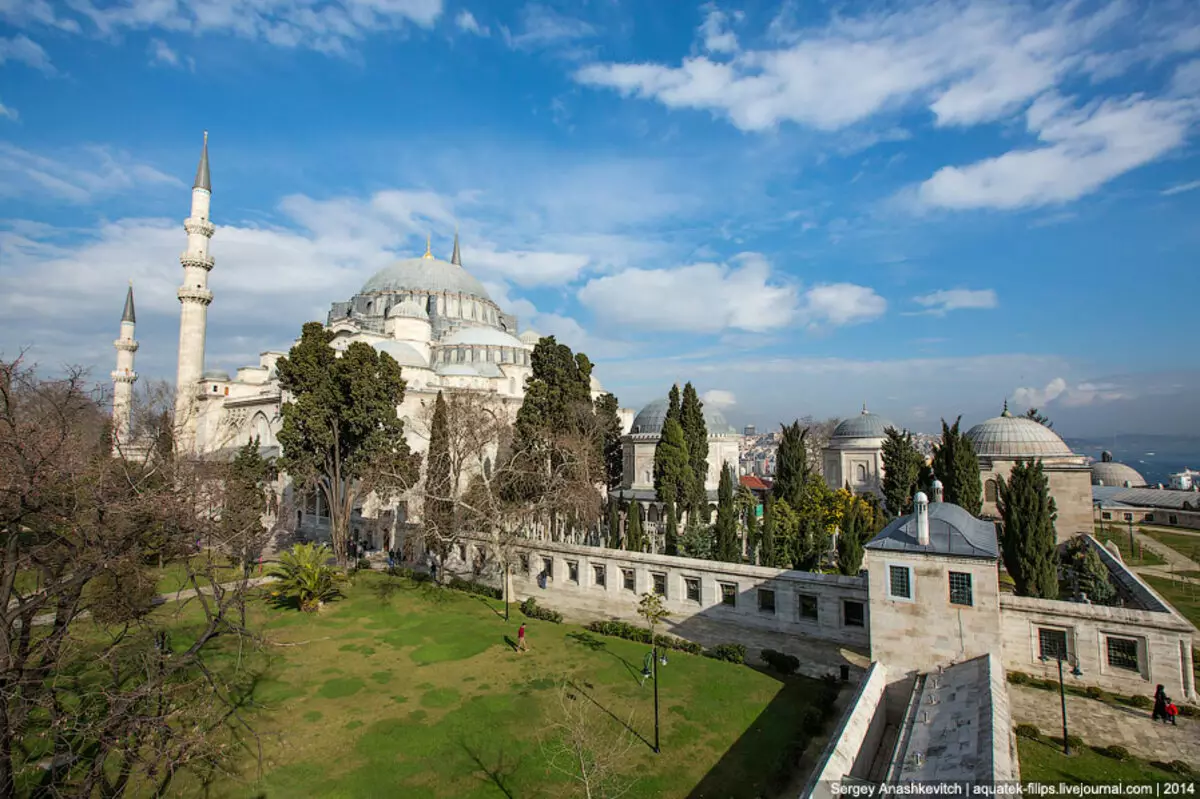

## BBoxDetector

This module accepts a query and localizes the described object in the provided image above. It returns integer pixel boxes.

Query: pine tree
[836,498,865,575]
[663,496,679,556]
[679,382,709,512]
[1024,408,1053,429]
[680,509,711,559]
[997,459,1059,598]
[654,418,691,504]
[424,391,455,568]
[626,500,645,552]
[760,494,776,567]
[772,420,810,509]
[714,464,738,563]
[667,383,681,426]
[594,393,624,491]
[1062,536,1116,604]
[880,426,922,517]
[606,499,621,549]
[930,417,982,516]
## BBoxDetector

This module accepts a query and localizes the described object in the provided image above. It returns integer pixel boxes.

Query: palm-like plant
[268,543,345,612]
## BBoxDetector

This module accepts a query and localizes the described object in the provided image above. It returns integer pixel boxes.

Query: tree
[638,592,670,647]
[929,416,982,516]
[735,484,758,563]
[760,494,777,567]
[626,500,645,552]
[837,497,866,575]
[997,459,1059,598]
[268,542,346,612]
[662,496,679,556]
[541,680,638,799]
[606,500,621,549]
[679,383,708,512]
[880,426,923,518]
[276,322,420,565]
[1024,407,1053,429]
[666,384,681,427]
[594,393,625,491]
[679,510,712,560]
[0,357,263,797]
[423,391,455,574]
[1061,536,1116,605]
[714,464,739,563]
[653,417,690,555]
[772,420,810,510]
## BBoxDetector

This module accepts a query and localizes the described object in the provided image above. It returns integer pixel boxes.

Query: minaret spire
[450,229,462,266]
[175,131,216,451]
[112,282,140,455]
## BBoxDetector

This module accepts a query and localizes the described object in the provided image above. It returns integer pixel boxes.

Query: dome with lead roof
[832,407,895,440]
[361,256,491,301]
[1091,452,1146,487]
[630,398,737,436]
[965,405,1073,458]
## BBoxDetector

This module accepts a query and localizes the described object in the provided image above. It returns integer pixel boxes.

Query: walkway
[1129,533,1200,587]
[22,576,276,628]
[1009,684,1199,766]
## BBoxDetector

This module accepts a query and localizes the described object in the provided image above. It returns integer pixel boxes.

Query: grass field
[158,570,828,798]
[1144,574,1200,628]
[1093,527,1165,566]
[1017,737,1185,784]
[1142,529,1200,563]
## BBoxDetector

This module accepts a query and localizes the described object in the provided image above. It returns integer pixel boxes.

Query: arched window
[253,413,271,446]
[642,469,651,485]
[856,464,867,482]
[647,506,659,523]
[985,479,998,502]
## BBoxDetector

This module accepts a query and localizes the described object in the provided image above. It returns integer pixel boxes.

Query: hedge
[761,649,800,676]
[519,597,563,623]
[447,576,503,600]
[583,620,703,654]
[1015,724,1041,740]
[705,643,747,664]
[1005,671,1200,716]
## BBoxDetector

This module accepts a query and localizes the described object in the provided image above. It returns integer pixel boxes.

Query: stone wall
[805,662,890,798]
[469,538,871,649]
[980,458,1093,540]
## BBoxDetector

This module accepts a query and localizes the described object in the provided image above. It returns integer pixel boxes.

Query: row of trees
[650,383,709,556]
[879,418,983,518]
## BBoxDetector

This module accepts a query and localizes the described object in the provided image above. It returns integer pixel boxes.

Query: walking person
[517,622,528,653]
[1166,698,1179,726]
[1153,684,1169,723]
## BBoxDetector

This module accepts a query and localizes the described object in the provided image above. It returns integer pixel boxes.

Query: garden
[152,566,836,798]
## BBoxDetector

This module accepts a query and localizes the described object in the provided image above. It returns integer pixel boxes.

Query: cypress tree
[423,391,455,567]
[594,393,624,491]
[773,420,809,510]
[679,382,708,511]
[837,498,865,575]
[714,464,738,563]
[667,383,681,425]
[626,500,645,553]
[760,494,777,567]
[997,459,1059,598]
[655,418,691,505]
[880,426,922,517]
[663,496,679,556]
[744,503,759,563]
[606,499,621,549]
[930,417,982,516]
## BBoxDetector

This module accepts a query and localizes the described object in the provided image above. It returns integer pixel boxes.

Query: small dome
[519,330,542,344]
[371,340,428,368]
[360,256,491,301]
[441,326,525,348]
[914,491,929,504]
[965,407,1073,457]
[629,398,737,436]
[1092,460,1146,488]
[387,299,428,320]
[832,407,895,439]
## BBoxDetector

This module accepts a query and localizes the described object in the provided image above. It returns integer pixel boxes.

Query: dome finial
[862,402,868,415]
[450,227,461,266]
[423,233,433,259]
[1001,399,1011,417]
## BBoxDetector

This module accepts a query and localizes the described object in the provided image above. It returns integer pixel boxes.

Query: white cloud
[701,389,736,409]
[503,4,593,51]
[911,288,998,315]
[0,34,54,72]
[916,93,1198,210]
[1171,59,1200,97]
[455,9,486,36]
[574,1,1129,133]
[800,283,887,327]
[1011,377,1067,407]
[0,143,182,203]
[577,253,798,334]
[465,247,589,287]
[149,38,180,66]
[0,100,16,121]
[698,4,739,55]
[1010,376,1134,409]
[1162,179,1200,196]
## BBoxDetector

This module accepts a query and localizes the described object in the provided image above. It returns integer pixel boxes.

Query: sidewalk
[1130,534,1200,586]
[21,576,276,628]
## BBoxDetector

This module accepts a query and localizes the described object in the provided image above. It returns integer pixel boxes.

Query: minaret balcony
[184,218,215,237]
[179,252,215,270]
[114,339,140,352]
[177,286,213,305]
[111,371,138,383]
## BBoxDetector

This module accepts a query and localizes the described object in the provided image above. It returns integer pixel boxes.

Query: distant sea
[1065,434,1200,487]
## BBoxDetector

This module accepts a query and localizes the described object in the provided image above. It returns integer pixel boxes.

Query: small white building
[822,405,893,498]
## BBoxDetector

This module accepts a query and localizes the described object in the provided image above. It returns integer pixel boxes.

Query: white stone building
[821,405,893,498]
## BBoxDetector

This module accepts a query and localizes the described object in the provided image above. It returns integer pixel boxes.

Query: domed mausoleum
[822,405,895,498]
[1091,451,1146,488]
[965,403,1093,540]
[621,396,740,496]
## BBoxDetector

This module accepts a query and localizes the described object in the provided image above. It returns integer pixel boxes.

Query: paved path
[22,576,276,628]
[1009,684,1199,766]
[1129,533,1200,588]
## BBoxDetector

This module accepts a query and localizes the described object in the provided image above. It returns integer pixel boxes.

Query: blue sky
[2,0,1199,438]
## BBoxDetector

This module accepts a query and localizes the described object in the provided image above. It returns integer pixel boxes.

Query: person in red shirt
[517,623,528,653]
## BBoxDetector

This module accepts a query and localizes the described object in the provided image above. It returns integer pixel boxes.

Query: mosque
[108,134,618,549]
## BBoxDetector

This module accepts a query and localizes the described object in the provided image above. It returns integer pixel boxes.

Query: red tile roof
[739,475,769,491]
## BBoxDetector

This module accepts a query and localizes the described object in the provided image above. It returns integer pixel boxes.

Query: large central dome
[965,407,1073,458]
[360,256,492,301]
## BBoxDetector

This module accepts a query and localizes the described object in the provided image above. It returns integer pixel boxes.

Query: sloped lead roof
[360,257,492,300]
[866,502,999,559]
[121,284,136,323]
[193,131,210,191]
[832,408,895,439]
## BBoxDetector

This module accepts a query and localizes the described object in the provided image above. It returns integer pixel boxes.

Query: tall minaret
[111,282,139,454]
[174,131,214,449]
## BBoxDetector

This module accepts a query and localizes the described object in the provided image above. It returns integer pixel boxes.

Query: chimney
[914,491,930,546]
[931,478,944,503]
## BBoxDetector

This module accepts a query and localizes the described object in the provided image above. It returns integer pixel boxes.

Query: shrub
[356,558,372,571]
[1014,724,1041,740]
[1166,760,1194,777]
[1127,694,1154,709]
[584,620,703,654]
[1007,671,1030,685]
[760,649,800,676]
[268,543,345,612]
[705,643,746,664]
[1102,745,1130,761]
[518,597,563,623]
[801,706,825,736]
[1177,703,1198,718]
[1066,734,1084,750]
[448,576,502,600]
[1084,686,1105,700]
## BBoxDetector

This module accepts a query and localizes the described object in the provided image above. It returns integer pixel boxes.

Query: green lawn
[1144,574,1200,628]
[1093,526,1165,566]
[156,571,828,798]
[1017,737,1185,784]
[1142,529,1200,564]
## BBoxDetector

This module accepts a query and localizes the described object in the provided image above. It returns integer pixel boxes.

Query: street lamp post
[1040,652,1082,754]
[1127,517,1136,562]
[652,643,661,754]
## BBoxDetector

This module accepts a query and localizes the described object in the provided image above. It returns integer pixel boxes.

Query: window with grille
[542,558,553,580]
[685,577,700,603]
[843,600,865,627]
[652,573,667,597]
[622,569,635,592]
[593,564,606,587]
[719,582,737,606]
[949,571,973,606]
[798,593,819,621]
[1106,637,1140,672]
[888,565,912,600]
[519,553,529,573]
[1038,628,1068,660]
[567,561,579,584]
[758,589,776,614]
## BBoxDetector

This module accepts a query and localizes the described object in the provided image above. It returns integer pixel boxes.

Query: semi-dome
[360,256,491,301]
[435,363,481,377]
[441,326,525,348]
[387,299,428,319]
[1091,452,1146,487]
[630,398,737,436]
[965,406,1073,458]
[519,330,542,344]
[832,407,895,439]
[371,340,428,368]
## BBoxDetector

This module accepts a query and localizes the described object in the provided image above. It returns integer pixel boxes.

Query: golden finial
[423,234,433,259]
